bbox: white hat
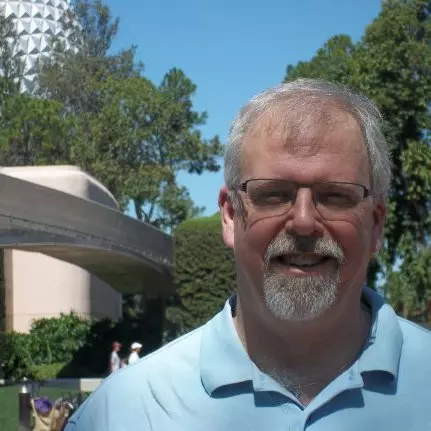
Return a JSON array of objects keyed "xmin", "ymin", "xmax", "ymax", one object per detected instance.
[{"xmin": 131, "ymin": 342, "xmax": 142, "ymax": 350}]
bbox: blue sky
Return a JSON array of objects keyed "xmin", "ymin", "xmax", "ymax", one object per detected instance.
[{"xmin": 107, "ymin": 0, "xmax": 382, "ymax": 217}]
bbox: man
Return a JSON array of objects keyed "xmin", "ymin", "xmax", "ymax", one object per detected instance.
[
  {"xmin": 127, "ymin": 342, "xmax": 142, "ymax": 365},
  {"xmin": 108, "ymin": 341, "xmax": 121, "ymax": 374},
  {"xmin": 65, "ymin": 79, "xmax": 431, "ymax": 430}
]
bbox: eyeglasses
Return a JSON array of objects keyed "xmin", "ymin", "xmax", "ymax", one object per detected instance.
[{"xmin": 234, "ymin": 179, "xmax": 371, "ymax": 220}]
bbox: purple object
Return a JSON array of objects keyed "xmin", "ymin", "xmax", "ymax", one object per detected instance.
[{"xmin": 34, "ymin": 397, "xmax": 53, "ymax": 415}]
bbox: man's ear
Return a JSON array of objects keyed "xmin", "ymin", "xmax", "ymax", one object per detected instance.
[
  {"xmin": 219, "ymin": 186, "xmax": 235, "ymax": 249},
  {"xmin": 371, "ymin": 202, "xmax": 386, "ymax": 255}
]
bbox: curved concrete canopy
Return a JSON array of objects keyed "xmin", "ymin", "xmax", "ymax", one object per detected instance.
[{"xmin": 0, "ymin": 172, "xmax": 174, "ymax": 296}]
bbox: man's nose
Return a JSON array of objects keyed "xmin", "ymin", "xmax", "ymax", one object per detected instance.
[{"xmin": 284, "ymin": 188, "xmax": 323, "ymax": 237}]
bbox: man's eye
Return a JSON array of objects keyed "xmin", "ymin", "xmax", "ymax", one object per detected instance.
[
  {"xmin": 251, "ymin": 190, "xmax": 294, "ymax": 205},
  {"xmin": 318, "ymin": 192, "xmax": 356, "ymax": 207}
]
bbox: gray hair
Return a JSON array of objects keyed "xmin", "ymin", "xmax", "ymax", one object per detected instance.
[{"xmin": 224, "ymin": 78, "xmax": 391, "ymax": 203}]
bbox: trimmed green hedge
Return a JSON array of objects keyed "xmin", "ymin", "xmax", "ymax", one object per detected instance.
[{"xmin": 165, "ymin": 213, "xmax": 236, "ymax": 340}]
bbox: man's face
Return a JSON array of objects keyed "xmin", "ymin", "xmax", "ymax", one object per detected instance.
[{"xmin": 220, "ymin": 104, "xmax": 386, "ymax": 322}]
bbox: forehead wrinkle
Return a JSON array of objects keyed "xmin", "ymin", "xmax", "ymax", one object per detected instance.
[{"xmin": 249, "ymin": 99, "xmax": 365, "ymax": 157}]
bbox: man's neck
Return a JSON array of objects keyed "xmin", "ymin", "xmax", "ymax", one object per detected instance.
[{"xmin": 233, "ymin": 292, "xmax": 371, "ymax": 405}]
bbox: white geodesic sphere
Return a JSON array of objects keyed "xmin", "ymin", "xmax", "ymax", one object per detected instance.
[{"xmin": 0, "ymin": 0, "xmax": 73, "ymax": 92}]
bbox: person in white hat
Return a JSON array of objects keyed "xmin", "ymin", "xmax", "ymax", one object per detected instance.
[{"xmin": 127, "ymin": 342, "xmax": 142, "ymax": 365}]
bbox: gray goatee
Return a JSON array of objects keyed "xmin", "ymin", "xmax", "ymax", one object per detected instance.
[{"xmin": 263, "ymin": 233, "xmax": 345, "ymax": 321}]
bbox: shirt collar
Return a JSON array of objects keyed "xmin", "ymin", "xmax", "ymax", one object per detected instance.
[
  {"xmin": 200, "ymin": 288, "xmax": 403, "ymax": 395},
  {"xmin": 357, "ymin": 287, "xmax": 403, "ymax": 380},
  {"xmin": 200, "ymin": 296, "xmax": 254, "ymax": 395}
]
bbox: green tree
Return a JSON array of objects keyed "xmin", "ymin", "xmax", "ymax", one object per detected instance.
[
  {"xmin": 36, "ymin": 0, "xmax": 222, "ymax": 231},
  {"xmin": 0, "ymin": 12, "xmax": 23, "ymax": 99},
  {"xmin": 0, "ymin": 94, "xmax": 76, "ymax": 166},
  {"xmin": 387, "ymin": 247, "xmax": 431, "ymax": 321},
  {"xmin": 37, "ymin": 0, "xmax": 140, "ymax": 114},
  {"xmin": 123, "ymin": 68, "xmax": 222, "ymax": 231},
  {"xmin": 78, "ymin": 70, "xmax": 222, "ymax": 229},
  {"xmin": 284, "ymin": 0, "xmax": 431, "ymax": 319}
]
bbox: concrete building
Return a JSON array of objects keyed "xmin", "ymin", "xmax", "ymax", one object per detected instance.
[
  {"xmin": 0, "ymin": 165, "xmax": 174, "ymax": 333},
  {"xmin": 1, "ymin": 166, "xmax": 123, "ymax": 332},
  {"xmin": 0, "ymin": 165, "xmax": 173, "ymax": 334}
]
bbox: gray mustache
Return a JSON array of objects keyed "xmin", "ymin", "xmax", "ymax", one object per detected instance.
[{"xmin": 264, "ymin": 234, "xmax": 345, "ymax": 265}]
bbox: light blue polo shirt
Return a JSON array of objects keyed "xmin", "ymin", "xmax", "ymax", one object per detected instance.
[{"xmin": 65, "ymin": 288, "xmax": 431, "ymax": 430}]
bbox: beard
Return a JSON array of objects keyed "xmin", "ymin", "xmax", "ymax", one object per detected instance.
[{"xmin": 262, "ymin": 233, "xmax": 344, "ymax": 321}]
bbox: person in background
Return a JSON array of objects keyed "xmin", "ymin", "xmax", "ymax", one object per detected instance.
[
  {"xmin": 109, "ymin": 341, "xmax": 121, "ymax": 374},
  {"xmin": 128, "ymin": 342, "xmax": 142, "ymax": 365}
]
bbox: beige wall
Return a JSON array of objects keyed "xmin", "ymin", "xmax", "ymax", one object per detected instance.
[{"xmin": 2, "ymin": 166, "xmax": 123, "ymax": 333}]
